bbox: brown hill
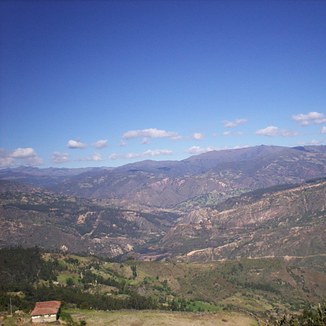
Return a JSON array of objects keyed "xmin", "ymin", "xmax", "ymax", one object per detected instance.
[
  {"xmin": 155, "ymin": 179, "xmax": 326, "ymax": 262},
  {"xmin": 0, "ymin": 178, "xmax": 324, "ymax": 262},
  {"xmin": 0, "ymin": 182, "xmax": 179, "ymax": 257}
]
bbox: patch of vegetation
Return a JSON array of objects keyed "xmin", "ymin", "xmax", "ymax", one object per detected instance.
[
  {"xmin": 0, "ymin": 246, "xmax": 57, "ymax": 292},
  {"xmin": 0, "ymin": 247, "xmax": 159, "ymax": 313},
  {"xmin": 274, "ymin": 301, "xmax": 326, "ymax": 325},
  {"xmin": 0, "ymin": 247, "xmax": 325, "ymax": 323}
]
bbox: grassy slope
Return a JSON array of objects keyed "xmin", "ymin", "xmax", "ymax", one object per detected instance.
[
  {"xmin": 1, "ymin": 250, "xmax": 324, "ymax": 324},
  {"xmin": 48, "ymin": 253, "xmax": 325, "ymax": 317},
  {"xmin": 131, "ymin": 257, "xmax": 326, "ymax": 311},
  {"xmin": 68, "ymin": 309, "xmax": 257, "ymax": 326}
]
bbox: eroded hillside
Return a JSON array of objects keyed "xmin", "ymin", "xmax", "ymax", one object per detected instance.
[{"xmin": 156, "ymin": 179, "xmax": 326, "ymax": 261}]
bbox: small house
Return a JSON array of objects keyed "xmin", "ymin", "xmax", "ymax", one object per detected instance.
[{"xmin": 31, "ymin": 301, "xmax": 61, "ymax": 323}]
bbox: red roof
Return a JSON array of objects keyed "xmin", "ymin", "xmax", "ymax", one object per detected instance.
[{"xmin": 31, "ymin": 301, "xmax": 61, "ymax": 316}]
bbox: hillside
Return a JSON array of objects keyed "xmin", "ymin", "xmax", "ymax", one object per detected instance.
[
  {"xmin": 155, "ymin": 179, "xmax": 326, "ymax": 261},
  {"xmin": 0, "ymin": 181, "xmax": 180, "ymax": 257},
  {"xmin": 1, "ymin": 248, "xmax": 325, "ymax": 324},
  {"xmin": 0, "ymin": 178, "xmax": 325, "ymax": 262}
]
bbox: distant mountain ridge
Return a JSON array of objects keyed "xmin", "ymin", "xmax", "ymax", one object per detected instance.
[{"xmin": 1, "ymin": 145, "xmax": 325, "ymax": 208}]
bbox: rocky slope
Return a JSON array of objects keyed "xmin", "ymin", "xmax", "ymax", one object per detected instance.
[
  {"xmin": 155, "ymin": 179, "xmax": 326, "ymax": 261},
  {"xmin": 1, "ymin": 178, "xmax": 324, "ymax": 262},
  {"xmin": 0, "ymin": 181, "xmax": 180, "ymax": 257}
]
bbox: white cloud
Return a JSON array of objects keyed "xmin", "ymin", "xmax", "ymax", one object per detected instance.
[
  {"xmin": 321, "ymin": 126, "xmax": 326, "ymax": 134},
  {"xmin": 0, "ymin": 149, "xmax": 14, "ymax": 167},
  {"xmin": 11, "ymin": 147, "xmax": 43, "ymax": 165},
  {"xmin": 292, "ymin": 111, "xmax": 326, "ymax": 126},
  {"xmin": 94, "ymin": 139, "xmax": 108, "ymax": 149},
  {"xmin": 256, "ymin": 126, "xmax": 298, "ymax": 137},
  {"xmin": 223, "ymin": 118, "xmax": 248, "ymax": 128},
  {"xmin": 90, "ymin": 153, "xmax": 102, "ymax": 161},
  {"xmin": 256, "ymin": 126, "xmax": 279, "ymax": 136},
  {"xmin": 0, "ymin": 147, "xmax": 43, "ymax": 167},
  {"xmin": 77, "ymin": 153, "xmax": 103, "ymax": 162},
  {"xmin": 85, "ymin": 153, "xmax": 102, "ymax": 161},
  {"xmin": 67, "ymin": 139, "xmax": 86, "ymax": 149},
  {"xmin": 280, "ymin": 129, "xmax": 298, "ymax": 137},
  {"xmin": 108, "ymin": 153, "xmax": 120, "ymax": 160},
  {"xmin": 0, "ymin": 157, "xmax": 14, "ymax": 167},
  {"xmin": 192, "ymin": 132, "xmax": 205, "ymax": 140},
  {"xmin": 185, "ymin": 145, "xmax": 250, "ymax": 156},
  {"xmin": 53, "ymin": 151, "xmax": 102, "ymax": 163},
  {"xmin": 10, "ymin": 147, "xmax": 36, "ymax": 158},
  {"xmin": 187, "ymin": 146, "xmax": 215, "ymax": 155},
  {"xmin": 144, "ymin": 149, "xmax": 173, "ymax": 156},
  {"xmin": 223, "ymin": 131, "xmax": 243, "ymax": 136},
  {"xmin": 298, "ymin": 139, "xmax": 324, "ymax": 145},
  {"xmin": 122, "ymin": 128, "xmax": 181, "ymax": 140},
  {"xmin": 109, "ymin": 149, "xmax": 173, "ymax": 160},
  {"xmin": 125, "ymin": 153, "xmax": 141, "ymax": 159},
  {"xmin": 52, "ymin": 152, "xmax": 70, "ymax": 164}
]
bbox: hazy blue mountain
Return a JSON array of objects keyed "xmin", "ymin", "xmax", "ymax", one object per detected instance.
[{"xmin": 0, "ymin": 145, "xmax": 325, "ymax": 208}]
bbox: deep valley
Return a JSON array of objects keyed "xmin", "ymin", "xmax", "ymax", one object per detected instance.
[{"xmin": 0, "ymin": 145, "xmax": 325, "ymax": 324}]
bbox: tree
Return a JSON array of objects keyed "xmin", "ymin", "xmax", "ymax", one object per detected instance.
[
  {"xmin": 66, "ymin": 277, "xmax": 74, "ymax": 286},
  {"xmin": 130, "ymin": 265, "xmax": 137, "ymax": 279}
]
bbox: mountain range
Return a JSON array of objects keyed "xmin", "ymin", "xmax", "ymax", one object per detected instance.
[
  {"xmin": 1, "ymin": 145, "xmax": 326, "ymax": 208},
  {"xmin": 0, "ymin": 144, "xmax": 325, "ymax": 261}
]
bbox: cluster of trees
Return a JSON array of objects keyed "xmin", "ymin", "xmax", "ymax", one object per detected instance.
[
  {"xmin": 0, "ymin": 285, "xmax": 158, "ymax": 313},
  {"xmin": 31, "ymin": 285, "xmax": 158, "ymax": 311},
  {"xmin": 0, "ymin": 246, "xmax": 57, "ymax": 292},
  {"xmin": 168, "ymin": 298, "xmax": 188, "ymax": 311},
  {"xmin": 0, "ymin": 247, "xmax": 158, "ymax": 312},
  {"xmin": 275, "ymin": 302, "xmax": 326, "ymax": 325}
]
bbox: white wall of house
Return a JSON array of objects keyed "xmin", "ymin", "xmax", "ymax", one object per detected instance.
[{"xmin": 31, "ymin": 314, "xmax": 57, "ymax": 323}]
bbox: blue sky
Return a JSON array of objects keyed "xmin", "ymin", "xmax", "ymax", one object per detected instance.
[{"xmin": 0, "ymin": 0, "xmax": 325, "ymax": 168}]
